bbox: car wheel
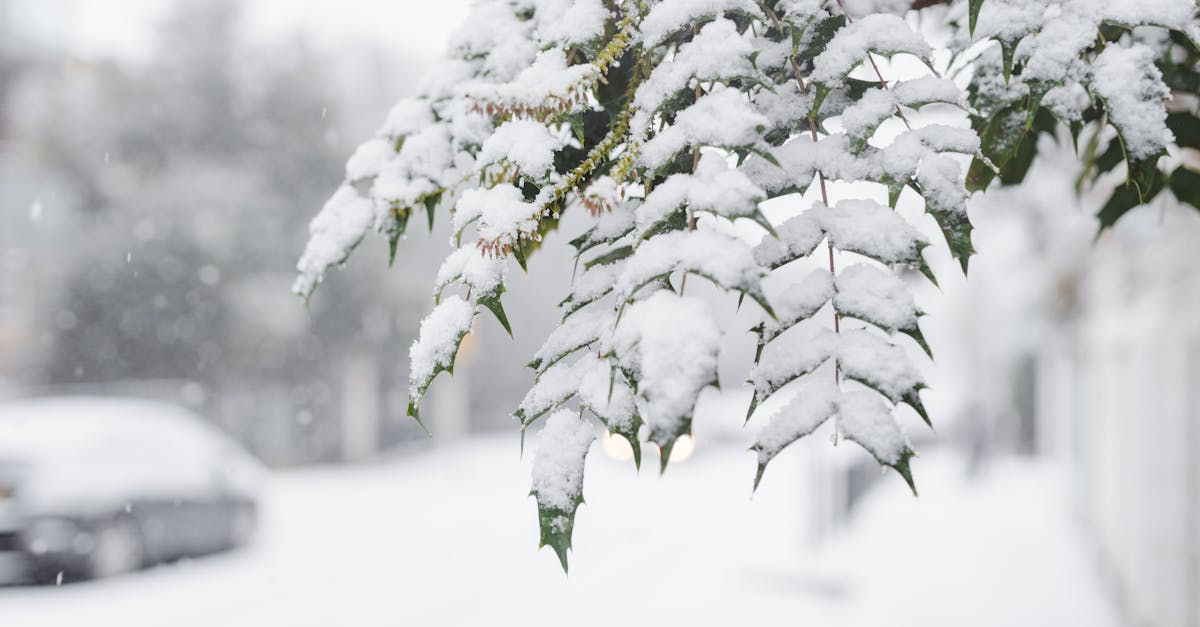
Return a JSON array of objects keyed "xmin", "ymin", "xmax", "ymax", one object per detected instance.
[{"xmin": 86, "ymin": 517, "xmax": 143, "ymax": 580}]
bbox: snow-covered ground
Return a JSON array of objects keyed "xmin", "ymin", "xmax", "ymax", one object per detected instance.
[{"xmin": 0, "ymin": 436, "xmax": 1115, "ymax": 626}]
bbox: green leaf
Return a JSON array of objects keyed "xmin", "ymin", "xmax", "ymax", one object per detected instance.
[
  {"xmin": 388, "ymin": 231, "xmax": 401, "ymax": 267},
  {"xmin": 926, "ymin": 205, "xmax": 974, "ymax": 275},
  {"xmin": 406, "ymin": 308, "xmax": 476, "ymax": 430},
  {"xmin": 968, "ymin": 0, "xmax": 983, "ymax": 38},
  {"xmin": 604, "ymin": 417, "xmax": 643, "ymax": 470},
  {"xmin": 967, "ymin": 106, "xmax": 1027, "ymax": 191},
  {"xmin": 423, "ymin": 191, "xmax": 442, "ymax": 231},
  {"xmin": 584, "ymin": 244, "xmax": 634, "ymax": 269},
  {"xmin": 889, "ymin": 448, "xmax": 918, "ymax": 496},
  {"xmin": 478, "ymin": 291, "xmax": 513, "ymax": 337},
  {"xmin": 536, "ymin": 494, "xmax": 586, "ymax": 573},
  {"xmin": 1168, "ymin": 166, "xmax": 1200, "ymax": 211},
  {"xmin": 1096, "ymin": 170, "xmax": 1165, "ymax": 230},
  {"xmin": 1167, "ymin": 112, "xmax": 1200, "ymax": 150},
  {"xmin": 795, "ymin": 14, "xmax": 846, "ymax": 65},
  {"xmin": 900, "ymin": 325, "xmax": 933, "ymax": 360}
]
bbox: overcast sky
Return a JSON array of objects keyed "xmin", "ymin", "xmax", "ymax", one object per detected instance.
[{"xmin": 6, "ymin": 0, "xmax": 472, "ymax": 65}]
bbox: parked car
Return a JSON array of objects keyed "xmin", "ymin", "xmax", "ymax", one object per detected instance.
[{"xmin": 0, "ymin": 397, "xmax": 262, "ymax": 584}]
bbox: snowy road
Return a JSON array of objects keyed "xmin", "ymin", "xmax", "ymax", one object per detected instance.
[{"xmin": 0, "ymin": 436, "xmax": 1116, "ymax": 626}]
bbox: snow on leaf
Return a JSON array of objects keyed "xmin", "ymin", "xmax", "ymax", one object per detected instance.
[
  {"xmin": 811, "ymin": 14, "xmax": 931, "ymax": 87},
  {"xmin": 840, "ymin": 78, "xmax": 963, "ymax": 151},
  {"xmin": 477, "ymin": 119, "xmax": 565, "ymax": 179},
  {"xmin": 917, "ymin": 153, "xmax": 974, "ymax": 274},
  {"xmin": 531, "ymin": 408, "xmax": 596, "ymax": 572},
  {"xmin": 408, "ymin": 296, "xmax": 476, "ymax": 425},
  {"xmin": 748, "ymin": 327, "xmax": 837, "ymax": 412},
  {"xmin": 639, "ymin": 89, "xmax": 769, "ymax": 170},
  {"xmin": 752, "ymin": 212, "xmax": 824, "ymax": 270},
  {"xmin": 378, "ymin": 98, "xmax": 436, "ymax": 138},
  {"xmin": 372, "ymin": 125, "xmax": 456, "ymax": 210},
  {"xmin": 751, "ymin": 378, "xmax": 839, "ymax": 490},
  {"xmin": 634, "ymin": 18, "xmax": 759, "ymax": 115},
  {"xmin": 616, "ymin": 229, "xmax": 770, "ymax": 313},
  {"xmin": 293, "ymin": 186, "xmax": 375, "ymax": 299},
  {"xmin": 516, "ymin": 358, "xmax": 586, "ymax": 428},
  {"xmin": 345, "ymin": 137, "xmax": 396, "ymax": 182},
  {"xmin": 434, "ymin": 245, "xmax": 509, "ymax": 302},
  {"xmin": 813, "ymin": 200, "xmax": 927, "ymax": 266},
  {"xmin": 569, "ymin": 198, "xmax": 638, "ymax": 254},
  {"xmin": 462, "ymin": 48, "xmax": 597, "ymax": 113},
  {"xmin": 760, "ymin": 269, "xmax": 834, "ymax": 344},
  {"xmin": 833, "ymin": 263, "xmax": 919, "ymax": 334},
  {"xmin": 836, "ymin": 390, "xmax": 916, "ymax": 494},
  {"xmin": 608, "ymin": 291, "xmax": 721, "ymax": 470},
  {"xmin": 836, "ymin": 329, "xmax": 928, "ymax": 425},
  {"xmin": 561, "ymin": 256, "xmax": 627, "ymax": 317},
  {"xmin": 635, "ymin": 152, "xmax": 766, "ymax": 238},
  {"xmin": 638, "ymin": 0, "xmax": 763, "ymax": 48},
  {"xmin": 577, "ymin": 355, "xmax": 643, "ymax": 468},
  {"xmin": 528, "ymin": 308, "xmax": 615, "ymax": 373},
  {"xmin": 533, "ymin": 0, "xmax": 611, "ymax": 46},
  {"xmin": 465, "ymin": 184, "xmax": 542, "ymax": 247},
  {"xmin": 1090, "ymin": 43, "xmax": 1174, "ymax": 162}
]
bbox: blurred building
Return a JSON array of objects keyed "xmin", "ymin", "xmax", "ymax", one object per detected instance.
[{"xmin": 1036, "ymin": 203, "xmax": 1200, "ymax": 627}]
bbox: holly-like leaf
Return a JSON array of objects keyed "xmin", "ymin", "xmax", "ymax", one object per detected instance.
[
  {"xmin": 750, "ymin": 379, "xmax": 838, "ymax": 491},
  {"xmin": 837, "ymin": 391, "xmax": 918, "ymax": 495},
  {"xmin": 530, "ymin": 409, "xmax": 596, "ymax": 572},
  {"xmin": 406, "ymin": 297, "xmax": 477, "ymax": 430}
]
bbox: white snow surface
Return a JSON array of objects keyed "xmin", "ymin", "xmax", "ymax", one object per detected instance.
[{"xmin": 0, "ymin": 436, "xmax": 1119, "ymax": 627}]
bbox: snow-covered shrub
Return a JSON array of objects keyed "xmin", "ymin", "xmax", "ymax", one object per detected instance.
[
  {"xmin": 295, "ymin": 0, "xmax": 1196, "ymax": 569},
  {"xmin": 953, "ymin": 0, "xmax": 1200, "ymax": 227}
]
